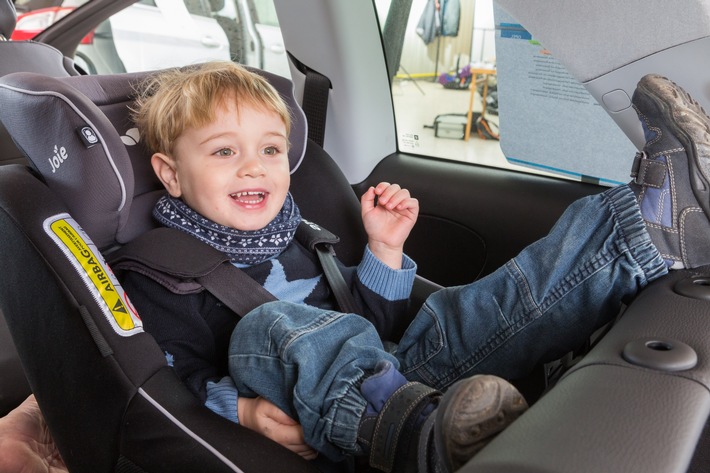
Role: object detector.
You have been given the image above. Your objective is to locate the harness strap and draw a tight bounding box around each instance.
[110,221,358,316]
[296,219,358,314]
[109,227,276,316]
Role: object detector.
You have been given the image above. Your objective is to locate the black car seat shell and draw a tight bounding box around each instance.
[0,67,330,472]
[0,0,85,417]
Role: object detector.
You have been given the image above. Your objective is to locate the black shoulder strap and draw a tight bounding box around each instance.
[296,220,358,314]
[301,67,331,147]
[109,227,276,316]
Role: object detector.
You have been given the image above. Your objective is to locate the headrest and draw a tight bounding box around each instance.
[0,66,307,249]
[0,0,16,39]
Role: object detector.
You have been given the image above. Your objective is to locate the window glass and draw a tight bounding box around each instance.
[376,0,628,184]
[12,0,89,40]
[376,0,517,174]
[184,0,211,17]
[12,0,290,78]
[252,0,279,27]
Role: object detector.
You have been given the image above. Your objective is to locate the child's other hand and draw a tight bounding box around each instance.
[238,396,317,460]
[361,182,419,269]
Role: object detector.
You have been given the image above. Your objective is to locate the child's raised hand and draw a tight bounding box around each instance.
[361,182,419,269]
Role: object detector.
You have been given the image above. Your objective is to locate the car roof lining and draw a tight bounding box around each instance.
[496,0,710,84]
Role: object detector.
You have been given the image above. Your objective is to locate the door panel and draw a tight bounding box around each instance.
[358,153,602,286]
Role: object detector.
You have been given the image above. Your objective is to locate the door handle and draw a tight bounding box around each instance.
[201,35,221,48]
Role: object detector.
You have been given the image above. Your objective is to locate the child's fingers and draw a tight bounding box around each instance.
[382,188,415,211]
[395,196,419,213]
[361,186,377,208]
[375,183,404,208]
[371,183,418,215]
[292,444,319,460]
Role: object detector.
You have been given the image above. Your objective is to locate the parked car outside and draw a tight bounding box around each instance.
[11,0,290,77]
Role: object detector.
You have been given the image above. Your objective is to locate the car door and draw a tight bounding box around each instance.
[251,0,289,78]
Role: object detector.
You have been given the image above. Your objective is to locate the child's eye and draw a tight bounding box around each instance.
[263,146,281,156]
[215,148,235,157]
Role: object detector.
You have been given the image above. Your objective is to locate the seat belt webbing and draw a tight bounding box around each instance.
[301,68,331,147]
[315,244,358,315]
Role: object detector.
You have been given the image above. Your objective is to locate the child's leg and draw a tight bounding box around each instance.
[398,73,710,391]
[228,300,398,461]
[228,301,527,472]
[396,185,666,389]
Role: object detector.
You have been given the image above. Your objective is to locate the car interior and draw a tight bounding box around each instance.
[0,0,709,472]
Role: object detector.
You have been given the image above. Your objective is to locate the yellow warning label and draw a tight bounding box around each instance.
[50,218,136,331]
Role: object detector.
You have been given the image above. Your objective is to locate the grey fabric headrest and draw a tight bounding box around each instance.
[0,0,16,39]
[0,66,307,248]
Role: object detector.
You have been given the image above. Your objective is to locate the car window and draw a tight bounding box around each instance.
[84,0,290,77]
[375,0,633,185]
[183,0,211,18]
[251,0,279,27]
[12,0,89,40]
[11,0,290,78]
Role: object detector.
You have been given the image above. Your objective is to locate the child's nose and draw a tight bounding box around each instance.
[236,154,266,177]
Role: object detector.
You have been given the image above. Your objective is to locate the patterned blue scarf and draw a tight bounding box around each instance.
[153,193,301,265]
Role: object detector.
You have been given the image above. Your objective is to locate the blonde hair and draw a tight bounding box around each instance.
[132,61,291,156]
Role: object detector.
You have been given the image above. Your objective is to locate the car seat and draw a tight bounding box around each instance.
[0,65,365,472]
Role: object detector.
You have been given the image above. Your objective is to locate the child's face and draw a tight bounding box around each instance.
[156,100,291,231]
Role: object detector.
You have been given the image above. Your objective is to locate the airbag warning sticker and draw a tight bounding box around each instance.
[44,214,143,336]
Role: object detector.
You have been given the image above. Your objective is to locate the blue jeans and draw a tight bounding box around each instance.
[228,185,667,460]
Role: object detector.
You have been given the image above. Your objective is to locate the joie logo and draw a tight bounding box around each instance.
[49,145,68,174]
[120,128,140,146]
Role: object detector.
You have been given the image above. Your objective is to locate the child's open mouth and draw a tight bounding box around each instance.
[230,191,266,205]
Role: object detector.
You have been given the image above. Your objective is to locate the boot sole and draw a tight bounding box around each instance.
[636,74,710,220]
[435,374,528,472]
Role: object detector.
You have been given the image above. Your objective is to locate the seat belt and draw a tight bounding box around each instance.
[297,63,360,312]
[296,220,359,315]
[299,68,362,313]
[110,223,358,316]
[301,67,331,148]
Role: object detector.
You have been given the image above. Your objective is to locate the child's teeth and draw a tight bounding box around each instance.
[232,191,264,203]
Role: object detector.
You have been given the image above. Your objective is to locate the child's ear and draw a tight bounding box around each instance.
[151,153,181,197]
